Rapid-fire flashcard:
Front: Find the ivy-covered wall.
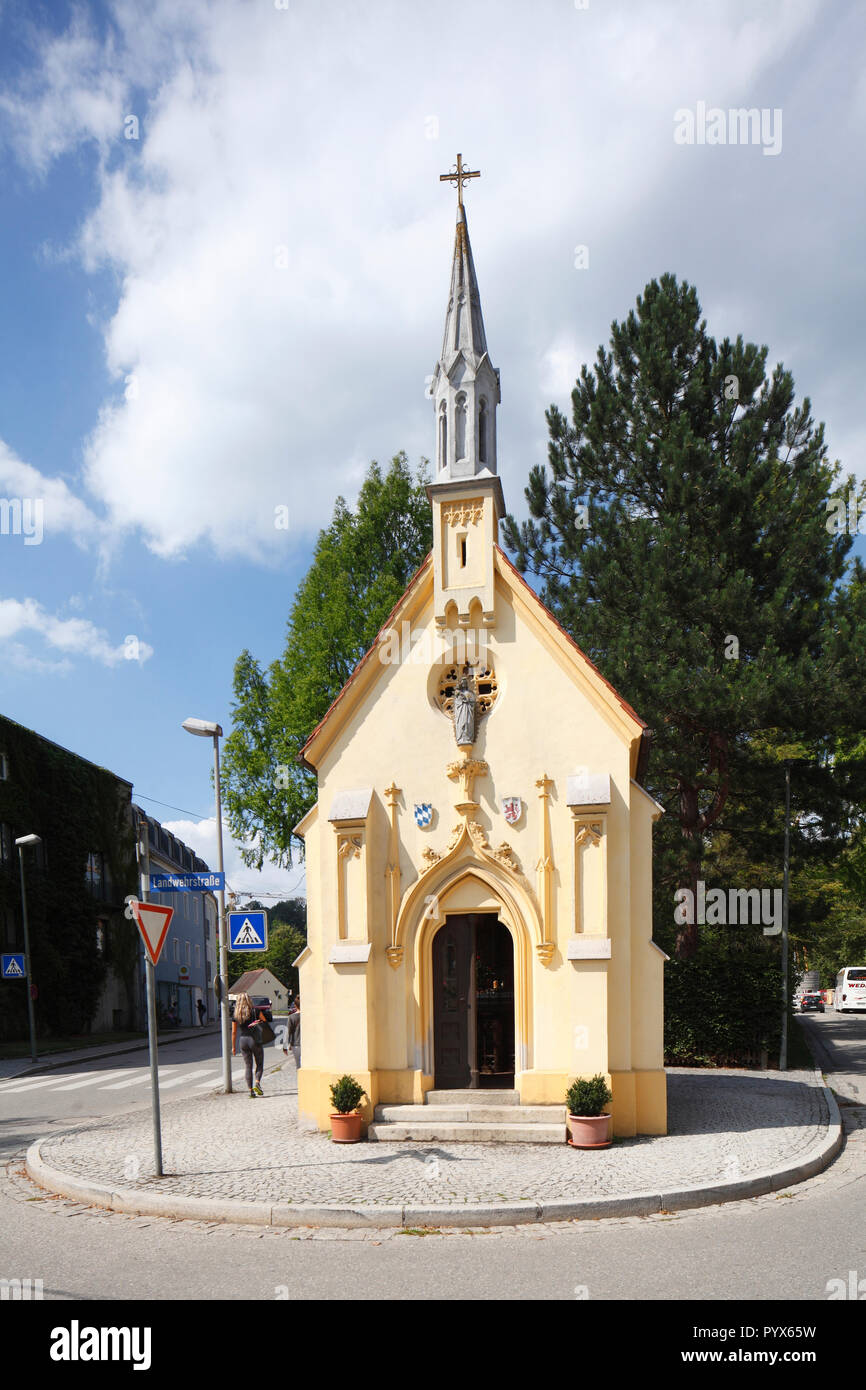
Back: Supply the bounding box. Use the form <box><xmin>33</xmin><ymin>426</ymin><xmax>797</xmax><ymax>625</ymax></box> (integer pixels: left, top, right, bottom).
<box><xmin>0</xmin><ymin>715</ymin><xmax>137</xmax><ymax>1040</ymax></box>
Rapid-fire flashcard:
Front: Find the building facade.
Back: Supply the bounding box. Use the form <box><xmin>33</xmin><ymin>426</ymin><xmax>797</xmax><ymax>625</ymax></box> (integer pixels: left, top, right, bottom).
<box><xmin>294</xmin><ymin>189</ymin><xmax>667</xmax><ymax>1137</ymax></box>
<box><xmin>0</xmin><ymin>714</ymin><xmax>137</xmax><ymax>1039</ymax></box>
<box><xmin>134</xmin><ymin>806</ymin><xmax>218</xmax><ymax>1027</ymax></box>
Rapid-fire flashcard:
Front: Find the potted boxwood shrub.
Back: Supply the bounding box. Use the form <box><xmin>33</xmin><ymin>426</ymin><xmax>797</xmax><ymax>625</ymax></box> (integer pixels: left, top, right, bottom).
<box><xmin>566</xmin><ymin>1074</ymin><xmax>613</xmax><ymax>1149</ymax></box>
<box><xmin>329</xmin><ymin>1074</ymin><xmax>366</xmax><ymax>1143</ymax></box>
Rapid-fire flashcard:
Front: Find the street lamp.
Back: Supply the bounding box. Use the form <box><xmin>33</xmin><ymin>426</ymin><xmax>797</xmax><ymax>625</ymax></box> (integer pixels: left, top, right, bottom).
<box><xmin>15</xmin><ymin>833</ymin><xmax>41</xmax><ymax>1064</ymax></box>
<box><xmin>182</xmin><ymin>717</ymin><xmax>232</xmax><ymax>1093</ymax></box>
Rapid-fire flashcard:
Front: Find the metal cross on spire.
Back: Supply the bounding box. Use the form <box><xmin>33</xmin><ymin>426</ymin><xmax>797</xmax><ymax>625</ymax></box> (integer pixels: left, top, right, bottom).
<box><xmin>439</xmin><ymin>152</ymin><xmax>480</xmax><ymax>209</ymax></box>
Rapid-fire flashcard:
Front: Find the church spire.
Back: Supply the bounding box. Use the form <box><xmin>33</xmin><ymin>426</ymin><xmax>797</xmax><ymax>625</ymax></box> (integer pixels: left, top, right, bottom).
<box><xmin>429</xmin><ymin>156</ymin><xmax>504</xmax><ymax>630</ymax></box>
<box><xmin>431</xmin><ymin>155</ymin><xmax>501</xmax><ymax>486</ymax></box>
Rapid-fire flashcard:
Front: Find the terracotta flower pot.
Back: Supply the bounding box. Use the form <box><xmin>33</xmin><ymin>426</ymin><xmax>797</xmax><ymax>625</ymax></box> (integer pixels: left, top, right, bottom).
<box><xmin>567</xmin><ymin>1113</ymin><xmax>612</xmax><ymax>1149</ymax></box>
<box><xmin>330</xmin><ymin>1112</ymin><xmax>363</xmax><ymax>1143</ymax></box>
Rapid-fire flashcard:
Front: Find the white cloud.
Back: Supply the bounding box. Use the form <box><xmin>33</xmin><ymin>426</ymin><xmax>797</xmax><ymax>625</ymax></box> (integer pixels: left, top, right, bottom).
<box><xmin>1</xmin><ymin>0</ymin><xmax>858</xmax><ymax>569</ymax></box>
<box><xmin>160</xmin><ymin>816</ymin><xmax>306</xmax><ymax>903</ymax></box>
<box><xmin>0</xmin><ymin>597</ymin><xmax>153</xmax><ymax>667</ymax></box>
<box><xmin>2</xmin><ymin>641</ymin><xmax>73</xmax><ymax>676</ymax></box>
<box><xmin>0</xmin><ymin>439</ymin><xmax>104</xmax><ymax>551</ymax></box>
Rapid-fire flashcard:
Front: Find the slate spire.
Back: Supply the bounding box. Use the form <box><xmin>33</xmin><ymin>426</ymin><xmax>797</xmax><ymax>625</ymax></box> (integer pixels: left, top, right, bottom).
<box><xmin>431</xmin><ymin>201</ymin><xmax>501</xmax><ymax>485</ymax></box>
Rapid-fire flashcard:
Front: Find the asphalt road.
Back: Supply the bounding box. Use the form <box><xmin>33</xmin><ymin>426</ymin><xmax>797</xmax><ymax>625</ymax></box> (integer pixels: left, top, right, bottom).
<box><xmin>0</xmin><ymin>1021</ymin><xmax>291</xmax><ymax>1162</ymax></box>
<box><xmin>0</xmin><ymin>1012</ymin><xmax>864</xmax><ymax>1302</ymax></box>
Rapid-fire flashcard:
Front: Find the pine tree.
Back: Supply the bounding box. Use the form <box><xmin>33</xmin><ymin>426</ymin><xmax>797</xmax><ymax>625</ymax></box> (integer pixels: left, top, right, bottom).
<box><xmin>503</xmin><ymin>274</ymin><xmax>866</xmax><ymax>957</ymax></box>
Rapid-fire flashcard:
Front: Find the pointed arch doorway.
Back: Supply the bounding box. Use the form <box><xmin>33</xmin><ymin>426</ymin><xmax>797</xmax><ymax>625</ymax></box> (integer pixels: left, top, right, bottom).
<box><xmin>432</xmin><ymin>912</ymin><xmax>515</xmax><ymax>1089</ymax></box>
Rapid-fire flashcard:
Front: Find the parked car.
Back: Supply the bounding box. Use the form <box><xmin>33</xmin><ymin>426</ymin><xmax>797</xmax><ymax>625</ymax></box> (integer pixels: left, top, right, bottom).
<box><xmin>799</xmin><ymin>991</ymin><xmax>825</xmax><ymax>1013</ymax></box>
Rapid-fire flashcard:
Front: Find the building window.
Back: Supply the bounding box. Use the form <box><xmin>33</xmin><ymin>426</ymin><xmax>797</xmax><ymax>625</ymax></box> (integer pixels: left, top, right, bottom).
<box><xmin>478</xmin><ymin>398</ymin><xmax>488</xmax><ymax>464</ymax></box>
<box><xmin>85</xmin><ymin>851</ymin><xmax>105</xmax><ymax>896</ymax></box>
<box><xmin>455</xmin><ymin>392</ymin><xmax>467</xmax><ymax>460</ymax></box>
<box><xmin>439</xmin><ymin>401</ymin><xmax>447</xmax><ymax>470</ymax></box>
<box><xmin>0</xmin><ymin>824</ymin><xmax>12</xmax><ymax>864</ymax></box>
<box><xmin>0</xmin><ymin>751</ymin><xmax>8</xmax><ymax>780</ymax></box>
<box><xmin>185</xmin><ymin>940</ymin><xmax>191</xmax><ymax>966</ymax></box>
<box><xmin>172</xmin><ymin>937</ymin><xmax>180</xmax><ymax>964</ymax></box>
<box><xmin>195</xmin><ymin>944</ymin><xmax>201</xmax><ymax>967</ymax></box>
<box><xmin>95</xmin><ymin>921</ymin><xmax>106</xmax><ymax>955</ymax></box>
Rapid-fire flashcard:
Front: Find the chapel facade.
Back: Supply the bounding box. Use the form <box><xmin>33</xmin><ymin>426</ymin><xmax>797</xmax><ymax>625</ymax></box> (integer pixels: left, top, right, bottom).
<box><xmin>294</xmin><ymin>168</ymin><xmax>667</xmax><ymax>1138</ymax></box>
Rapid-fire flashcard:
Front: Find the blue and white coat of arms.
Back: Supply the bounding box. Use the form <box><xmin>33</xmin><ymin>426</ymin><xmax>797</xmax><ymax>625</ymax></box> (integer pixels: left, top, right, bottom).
<box><xmin>414</xmin><ymin>803</ymin><xmax>433</xmax><ymax>828</ymax></box>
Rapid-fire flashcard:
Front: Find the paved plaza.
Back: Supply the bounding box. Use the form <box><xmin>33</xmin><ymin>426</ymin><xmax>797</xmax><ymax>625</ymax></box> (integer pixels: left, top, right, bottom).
<box><xmin>28</xmin><ymin>1056</ymin><xmax>837</xmax><ymax>1219</ymax></box>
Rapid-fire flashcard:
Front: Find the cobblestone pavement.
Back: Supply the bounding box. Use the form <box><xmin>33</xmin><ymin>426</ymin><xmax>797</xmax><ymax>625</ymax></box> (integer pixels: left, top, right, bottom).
<box><xmin>31</xmin><ymin>1058</ymin><xmax>831</xmax><ymax>1208</ymax></box>
<box><xmin>6</xmin><ymin>1104</ymin><xmax>862</xmax><ymax>1246</ymax></box>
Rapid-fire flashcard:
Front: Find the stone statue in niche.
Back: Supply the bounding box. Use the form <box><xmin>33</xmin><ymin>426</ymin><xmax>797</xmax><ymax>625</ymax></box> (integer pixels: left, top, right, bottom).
<box><xmin>453</xmin><ymin>670</ymin><xmax>477</xmax><ymax>747</ymax></box>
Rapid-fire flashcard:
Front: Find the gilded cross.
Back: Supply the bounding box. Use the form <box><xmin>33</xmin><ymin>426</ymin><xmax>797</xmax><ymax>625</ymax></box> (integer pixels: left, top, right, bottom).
<box><xmin>439</xmin><ymin>152</ymin><xmax>480</xmax><ymax>209</ymax></box>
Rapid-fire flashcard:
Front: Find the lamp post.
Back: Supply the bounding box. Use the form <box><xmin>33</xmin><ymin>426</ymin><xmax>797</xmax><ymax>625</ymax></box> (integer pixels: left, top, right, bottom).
<box><xmin>15</xmin><ymin>833</ymin><xmax>41</xmax><ymax>1064</ymax></box>
<box><xmin>182</xmin><ymin>718</ymin><xmax>231</xmax><ymax>1093</ymax></box>
<box><xmin>780</xmin><ymin>763</ymin><xmax>791</xmax><ymax>1072</ymax></box>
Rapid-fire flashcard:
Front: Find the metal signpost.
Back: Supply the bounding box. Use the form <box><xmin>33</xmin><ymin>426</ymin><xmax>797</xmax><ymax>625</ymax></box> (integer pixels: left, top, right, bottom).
<box><xmin>780</xmin><ymin>764</ymin><xmax>791</xmax><ymax>1072</ymax></box>
<box><xmin>15</xmin><ymin>834</ymin><xmax>41</xmax><ymax>1063</ymax></box>
<box><xmin>181</xmin><ymin>717</ymin><xmax>232</xmax><ymax>1093</ymax></box>
<box><xmin>131</xmin><ymin>820</ymin><xmax>174</xmax><ymax>1178</ymax></box>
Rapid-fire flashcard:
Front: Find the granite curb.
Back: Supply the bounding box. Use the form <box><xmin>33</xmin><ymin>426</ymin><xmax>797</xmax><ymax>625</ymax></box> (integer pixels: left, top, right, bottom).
<box><xmin>24</xmin><ymin>1067</ymin><xmax>843</xmax><ymax>1230</ymax></box>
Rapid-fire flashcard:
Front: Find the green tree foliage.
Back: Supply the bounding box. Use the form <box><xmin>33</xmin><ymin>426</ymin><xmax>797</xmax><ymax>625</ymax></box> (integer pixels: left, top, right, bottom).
<box><xmin>663</xmin><ymin>930</ymin><xmax>786</xmax><ymax>1066</ymax></box>
<box><xmin>504</xmin><ymin>274</ymin><xmax>866</xmax><ymax>959</ymax></box>
<box><xmin>222</xmin><ymin>454</ymin><xmax>432</xmax><ymax>869</ymax></box>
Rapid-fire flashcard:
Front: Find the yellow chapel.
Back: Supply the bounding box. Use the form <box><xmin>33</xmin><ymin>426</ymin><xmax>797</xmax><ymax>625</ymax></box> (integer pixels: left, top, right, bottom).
<box><xmin>293</xmin><ymin>161</ymin><xmax>667</xmax><ymax>1140</ymax></box>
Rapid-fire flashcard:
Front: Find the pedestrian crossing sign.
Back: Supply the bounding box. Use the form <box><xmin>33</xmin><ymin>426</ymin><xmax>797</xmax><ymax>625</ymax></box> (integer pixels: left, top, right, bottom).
<box><xmin>228</xmin><ymin>910</ymin><xmax>268</xmax><ymax>951</ymax></box>
<box><xmin>1</xmin><ymin>953</ymin><xmax>26</xmax><ymax>979</ymax></box>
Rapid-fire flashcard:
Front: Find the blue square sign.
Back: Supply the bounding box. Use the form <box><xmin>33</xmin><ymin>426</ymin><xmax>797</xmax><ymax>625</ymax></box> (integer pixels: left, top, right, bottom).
<box><xmin>2</xmin><ymin>953</ymin><xmax>26</xmax><ymax>979</ymax></box>
<box><xmin>228</xmin><ymin>911</ymin><xmax>268</xmax><ymax>951</ymax></box>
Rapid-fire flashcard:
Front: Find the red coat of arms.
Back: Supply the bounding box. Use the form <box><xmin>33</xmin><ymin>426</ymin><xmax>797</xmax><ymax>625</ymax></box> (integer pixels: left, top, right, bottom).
<box><xmin>502</xmin><ymin>796</ymin><xmax>522</xmax><ymax>825</ymax></box>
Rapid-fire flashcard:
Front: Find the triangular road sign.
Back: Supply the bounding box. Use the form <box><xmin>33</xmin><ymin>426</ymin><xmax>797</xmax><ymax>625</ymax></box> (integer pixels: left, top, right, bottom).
<box><xmin>130</xmin><ymin>899</ymin><xmax>174</xmax><ymax>966</ymax></box>
<box><xmin>234</xmin><ymin>917</ymin><xmax>264</xmax><ymax>946</ymax></box>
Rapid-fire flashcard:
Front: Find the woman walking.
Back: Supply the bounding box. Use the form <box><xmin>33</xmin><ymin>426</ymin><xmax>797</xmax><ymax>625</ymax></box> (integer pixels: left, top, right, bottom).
<box><xmin>231</xmin><ymin>993</ymin><xmax>268</xmax><ymax>1098</ymax></box>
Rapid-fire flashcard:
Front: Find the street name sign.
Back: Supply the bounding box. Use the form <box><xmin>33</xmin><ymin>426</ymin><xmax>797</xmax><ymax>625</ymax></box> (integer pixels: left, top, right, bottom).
<box><xmin>228</xmin><ymin>910</ymin><xmax>268</xmax><ymax>951</ymax></box>
<box><xmin>130</xmin><ymin>900</ymin><xmax>174</xmax><ymax>966</ymax></box>
<box><xmin>149</xmin><ymin>871</ymin><xmax>225</xmax><ymax>893</ymax></box>
<box><xmin>1</xmin><ymin>953</ymin><xmax>26</xmax><ymax>979</ymax></box>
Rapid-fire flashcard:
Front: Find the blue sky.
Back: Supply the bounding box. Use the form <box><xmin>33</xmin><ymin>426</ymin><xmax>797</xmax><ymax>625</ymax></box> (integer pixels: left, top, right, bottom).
<box><xmin>0</xmin><ymin>0</ymin><xmax>863</xmax><ymax>898</ymax></box>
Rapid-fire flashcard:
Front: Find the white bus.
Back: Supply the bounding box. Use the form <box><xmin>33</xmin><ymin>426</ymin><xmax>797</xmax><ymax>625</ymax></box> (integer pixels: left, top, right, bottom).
<box><xmin>833</xmin><ymin>967</ymin><xmax>866</xmax><ymax>1013</ymax></box>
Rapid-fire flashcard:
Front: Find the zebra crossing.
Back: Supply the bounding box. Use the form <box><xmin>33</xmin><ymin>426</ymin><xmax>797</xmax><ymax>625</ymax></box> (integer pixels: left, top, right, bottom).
<box><xmin>0</xmin><ymin>1061</ymin><xmax>250</xmax><ymax>1099</ymax></box>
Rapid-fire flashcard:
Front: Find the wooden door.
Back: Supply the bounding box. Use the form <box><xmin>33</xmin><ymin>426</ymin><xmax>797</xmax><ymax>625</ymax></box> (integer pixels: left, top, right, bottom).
<box><xmin>432</xmin><ymin>918</ymin><xmax>474</xmax><ymax>1089</ymax></box>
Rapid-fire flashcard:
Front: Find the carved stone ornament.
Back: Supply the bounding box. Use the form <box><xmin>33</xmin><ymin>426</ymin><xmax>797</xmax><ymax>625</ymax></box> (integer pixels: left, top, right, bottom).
<box><xmin>574</xmin><ymin>821</ymin><xmax>603</xmax><ymax>849</ymax></box>
<box><xmin>442</xmin><ymin>498</ymin><xmax>484</xmax><ymax>527</ymax></box>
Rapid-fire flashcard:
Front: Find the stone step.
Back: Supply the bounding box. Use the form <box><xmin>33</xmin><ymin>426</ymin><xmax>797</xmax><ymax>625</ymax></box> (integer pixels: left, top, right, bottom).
<box><xmin>367</xmin><ymin>1120</ymin><xmax>567</xmax><ymax>1144</ymax></box>
<box><xmin>375</xmin><ymin>1103</ymin><xmax>566</xmax><ymax>1124</ymax></box>
<box><xmin>424</xmin><ymin>1089</ymin><xmax>521</xmax><ymax>1106</ymax></box>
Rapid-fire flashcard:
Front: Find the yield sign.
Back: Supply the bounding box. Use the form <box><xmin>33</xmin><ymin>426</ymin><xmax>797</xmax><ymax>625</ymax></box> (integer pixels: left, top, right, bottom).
<box><xmin>130</xmin><ymin>899</ymin><xmax>174</xmax><ymax>966</ymax></box>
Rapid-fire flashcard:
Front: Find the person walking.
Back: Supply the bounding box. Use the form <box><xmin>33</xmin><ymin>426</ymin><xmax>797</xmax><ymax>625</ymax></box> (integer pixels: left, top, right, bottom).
<box><xmin>196</xmin><ymin>998</ymin><xmax>206</xmax><ymax>1026</ymax></box>
<box><xmin>231</xmin><ymin>992</ymin><xmax>268</xmax><ymax>1098</ymax></box>
<box><xmin>288</xmin><ymin>993</ymin><xmax>300</xmax><ymax>1048</ymax></box>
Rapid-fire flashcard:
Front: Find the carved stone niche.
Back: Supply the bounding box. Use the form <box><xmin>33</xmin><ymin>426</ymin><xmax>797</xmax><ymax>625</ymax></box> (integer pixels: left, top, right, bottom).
<box><xmin>328</xmin><ymin>788</ymin><xmax>374</xmax><ymax>945</ymax></box>
<box><xmin>567</xmin><ymin>768</ymin><xmax>610</xmax><ymax>938</ymax></box>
